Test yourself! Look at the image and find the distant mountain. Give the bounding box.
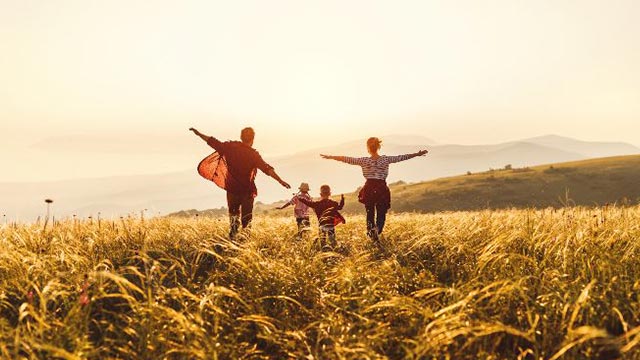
[522,134,639,158]
[2,135,638,221]
[334,134,439,148]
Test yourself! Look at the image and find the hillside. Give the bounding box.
[171,155,640,217]
[384,155,640,213]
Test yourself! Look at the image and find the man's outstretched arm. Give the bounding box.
[265,168,291,189]
[189,127,208,141]
[255,152,291,190]
[189,127,223,150]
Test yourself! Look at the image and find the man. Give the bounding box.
[190,127,291,239]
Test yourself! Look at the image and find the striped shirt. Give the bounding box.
[343,155,413,180]
[288,193,311,218]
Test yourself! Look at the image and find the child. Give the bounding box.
[277,182,312,238]
[296,184,345,250]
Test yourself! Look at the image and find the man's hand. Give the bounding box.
[266,169,290,189]
[190,128,212,143]
[416,150,428,156]
[320,154,333,160]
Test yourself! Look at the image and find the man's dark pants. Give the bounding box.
[227,192,254,238]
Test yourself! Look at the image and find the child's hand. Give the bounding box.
[341,194,345,200]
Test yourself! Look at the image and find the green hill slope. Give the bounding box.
[171,155,640,217]
[377,155,640,213]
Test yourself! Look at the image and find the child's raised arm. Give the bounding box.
[276,200,292,210]
[296,195,316,208]
[338,194,345,210]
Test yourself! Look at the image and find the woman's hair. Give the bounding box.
[367,137,382,154]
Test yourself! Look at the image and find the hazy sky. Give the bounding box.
[2,0,639,181]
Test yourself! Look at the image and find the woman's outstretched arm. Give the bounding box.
[321,154,345,161]
[387,150,429,163]
[320,154,365,165]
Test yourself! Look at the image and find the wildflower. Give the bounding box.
[79,290,90,306]
[79,276,90,306]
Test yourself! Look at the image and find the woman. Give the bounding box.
[321,137,428,241]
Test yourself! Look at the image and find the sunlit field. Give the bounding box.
[1,208,639,359]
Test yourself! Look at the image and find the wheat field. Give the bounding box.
[1,207,639,359]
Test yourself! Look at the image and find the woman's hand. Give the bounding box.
[321,154,339,160]
[189,127,201,136]
[416,150,428,156]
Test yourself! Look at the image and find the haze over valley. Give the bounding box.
[2,134,637,221]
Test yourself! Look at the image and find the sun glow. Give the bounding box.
[2,0,640,182]
[264,54,359,129]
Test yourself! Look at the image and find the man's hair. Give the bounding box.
[241,127,255,144]
[367,137,382,153]
[320,185,331,195]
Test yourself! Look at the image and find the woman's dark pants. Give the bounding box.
[365,202,387,239]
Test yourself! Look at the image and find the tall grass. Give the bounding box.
[1,207,639,359]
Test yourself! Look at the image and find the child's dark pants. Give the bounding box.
[319,225,337,248]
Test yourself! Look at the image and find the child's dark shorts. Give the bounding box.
[296,217,310,228]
